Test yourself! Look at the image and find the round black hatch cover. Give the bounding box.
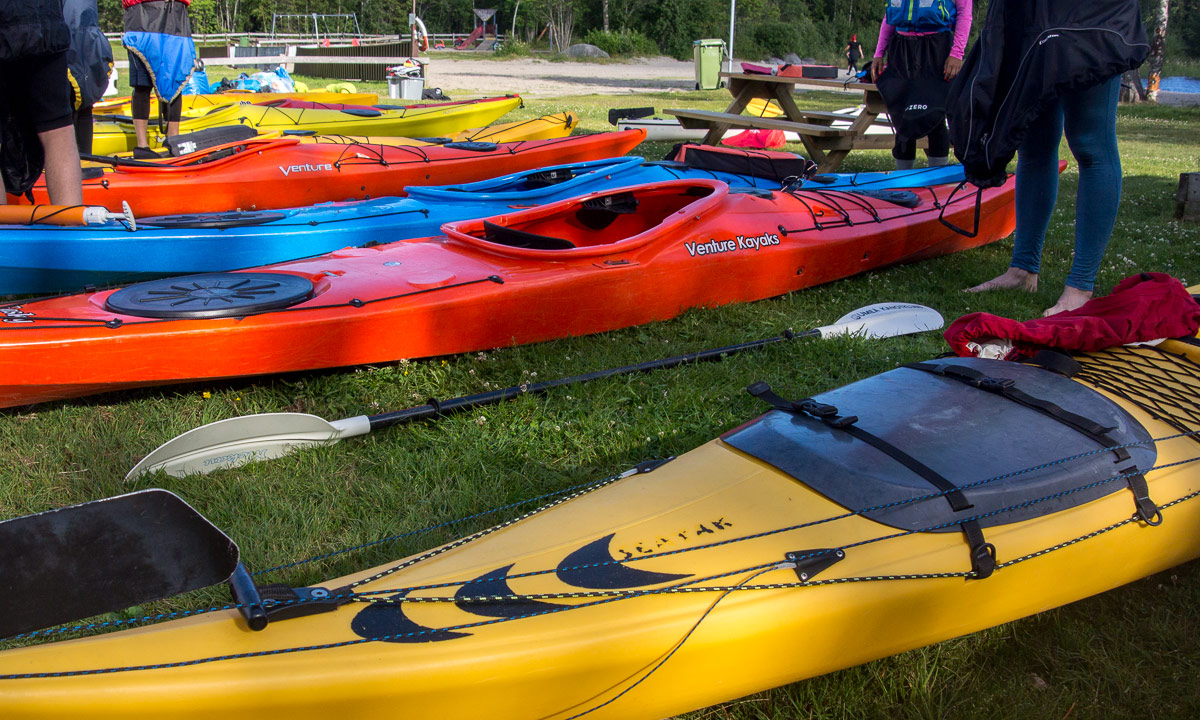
[105,273,314,319]
[137,212,289,229]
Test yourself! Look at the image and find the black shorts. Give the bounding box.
[0,51,73,133]
[128,51,154,89]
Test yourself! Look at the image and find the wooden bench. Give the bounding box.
[665,72,922,172]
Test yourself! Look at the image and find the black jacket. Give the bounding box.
[65,0,113,109]
[947,0,1148,188]
[0,0,70,60]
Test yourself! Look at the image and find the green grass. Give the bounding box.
[4,86,1200,717]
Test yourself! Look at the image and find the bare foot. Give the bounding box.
[1042,286,1093,317]
[964,267,1038,293]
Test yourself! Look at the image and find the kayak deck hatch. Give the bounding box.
[725,357,1157,533]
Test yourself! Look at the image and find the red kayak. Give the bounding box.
[0,177,1017,408]
[13,131,646,216]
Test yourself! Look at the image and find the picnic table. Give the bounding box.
[665,72,921,173]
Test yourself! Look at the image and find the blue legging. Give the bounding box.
[1010,75,1122,292]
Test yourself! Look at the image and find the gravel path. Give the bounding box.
[423,56,699,97]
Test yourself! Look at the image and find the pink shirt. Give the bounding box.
[874,0,973,60]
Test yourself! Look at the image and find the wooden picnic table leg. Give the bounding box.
[770,84,833,169]
[701,79,760,146]
[815,149,850,174]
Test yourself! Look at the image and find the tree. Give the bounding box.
[1146,0,1169,101]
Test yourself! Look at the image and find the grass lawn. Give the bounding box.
[4,81,1200,717]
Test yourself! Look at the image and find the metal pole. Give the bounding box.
[727,0,736,74]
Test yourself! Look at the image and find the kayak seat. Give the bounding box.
[577,192,639,230]
[165,125,259,158]
[522,167,578,189]
[723,357,1155,533]
[482,221,576,250]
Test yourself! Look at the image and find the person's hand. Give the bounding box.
[871,57,885,81]
[944,56,963,81]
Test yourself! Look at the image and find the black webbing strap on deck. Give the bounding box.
[905,362,1162,525]
[747,382,997,578]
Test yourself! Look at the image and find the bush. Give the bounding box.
[580,30,660,57]
[494,40,532,58]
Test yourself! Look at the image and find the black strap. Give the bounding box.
[905,362,1162,524]
[906,362,1129,461]
[747,381,996,578]
[1022,349,1081,378]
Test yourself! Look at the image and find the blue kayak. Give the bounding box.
[0,156,966,295]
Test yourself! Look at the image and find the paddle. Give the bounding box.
[0,489,242,638]
[126,302,944,480]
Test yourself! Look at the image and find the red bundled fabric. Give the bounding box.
[722,129,787,149]
[946,273,1200,359]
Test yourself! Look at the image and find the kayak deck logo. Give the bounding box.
[279,162,334,177]
[685,231,781,257]
[1,306,33,324]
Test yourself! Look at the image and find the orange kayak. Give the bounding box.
[12,130,646,215]
[0,177,1016,408]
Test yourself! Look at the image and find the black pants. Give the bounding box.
[878,32,953,160]
[894,124,950,160]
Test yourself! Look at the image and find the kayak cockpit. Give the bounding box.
[442,180,725,258]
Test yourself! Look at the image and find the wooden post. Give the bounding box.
[1175,172,1200,221]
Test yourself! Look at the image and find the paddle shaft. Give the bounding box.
[367,329,821,431]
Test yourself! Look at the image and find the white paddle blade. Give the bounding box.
[815,302,944,339]
[125,413,371,481]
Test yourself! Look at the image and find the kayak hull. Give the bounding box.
[0,177,1016,407]
[11,131,647,216]
[1,344,1197,719]
[92,92,381,117]
[89,96,523,155]
[0,152,965,295]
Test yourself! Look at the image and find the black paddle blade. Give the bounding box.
[0,489,239,638]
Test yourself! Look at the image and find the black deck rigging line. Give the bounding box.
[558,566,778,720]
[906,361,1163,525]
[4,470,1198,681]
[0,275,504,331]
[20,204,88,226]
[5,350,1197,654]
[1075,345,1200,447]
[776,183,964,235]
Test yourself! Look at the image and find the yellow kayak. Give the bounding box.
[287,111,578,147]
[91,96,523,155]
[93,92,380,118]
[89,113,580,164]
[2,316,1198,717]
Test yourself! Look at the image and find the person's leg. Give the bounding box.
[925,122,950,165]
[73,104,94,157]
[966,97,1065,293]
[1043,75,1123,315]
[163,95,183,138]
[131,85,152,149]
[16,51,83,205]
[893,136,917,170]
[39,125,83,205]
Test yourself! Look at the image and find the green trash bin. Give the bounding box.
[693,39,726,91]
